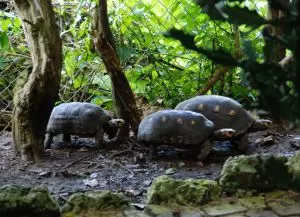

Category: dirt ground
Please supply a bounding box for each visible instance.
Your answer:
[0,124,299,205]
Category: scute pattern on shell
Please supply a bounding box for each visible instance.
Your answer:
[175,95,254,136]
[137,110,215,145]
[46,102,111,134]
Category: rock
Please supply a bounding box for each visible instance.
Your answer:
[146,175,221,206]
[286,151,300,191]
[180,207,206,217]
[61,190,129,215]
[124,209,151,217]
[286,151,300,178]
[238,196,266,209]
[203,199,247,216]
[144,204,173,217]
[245,209,279,217]
[266,191,300,216]
[254,135,275,147]
[219,154,290,191]
[0,185,59,217]
[290,137,300,149]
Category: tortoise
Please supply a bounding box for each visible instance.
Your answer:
[44,102,125,149]
[137,110,236,160]
[175,95,272,153]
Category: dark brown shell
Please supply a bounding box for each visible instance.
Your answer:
[46,102,111,134]
[137,110,215,145]
[175,95,254,136]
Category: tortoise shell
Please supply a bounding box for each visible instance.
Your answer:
[46,102,111,134]
[175,95,254,136]
[137,110,215,145]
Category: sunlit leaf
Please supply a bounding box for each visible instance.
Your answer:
[0,32,9,49]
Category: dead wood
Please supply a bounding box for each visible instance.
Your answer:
[199,66,230,95]
[63,152,97,170]
[93,0,141,137]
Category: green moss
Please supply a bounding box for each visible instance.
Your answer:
[286,151,300,191]
[287,151,300,179]
[146,175,221,206]
[0,185,59,217]
[219,154,290,191]
[61,190,129,215]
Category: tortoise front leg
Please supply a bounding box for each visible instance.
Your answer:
[63,134,71,143]
[197,140,212,161]
[149,143,158,160]
[234,133,250,154]
[95,128,104,148]
[44,133,54,149]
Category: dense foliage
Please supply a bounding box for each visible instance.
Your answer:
[1,0,269,111]
[167,0,299,122]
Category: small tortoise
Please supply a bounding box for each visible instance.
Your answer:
[44,102,125,149]
[175,95,272,153]
[137,110,235,159]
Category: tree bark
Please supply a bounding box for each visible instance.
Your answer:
[12,0,62,161]
[92,0,140,137]
[199,66,230,95]
[266,0,288,63]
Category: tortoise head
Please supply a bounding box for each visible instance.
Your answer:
[108,119,125,127]
[253,119,272,130]
[213,128,236,140]
[103,119,125,139]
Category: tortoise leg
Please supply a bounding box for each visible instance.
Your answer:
[197,140,212,161]
[95,128,104,148]
[44,133,54,149]
[234,133,250,154]
[149,144,158,160]
[63,134,71,143]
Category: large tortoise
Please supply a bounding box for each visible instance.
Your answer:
[175,95,272,153]
[44,102,125,149]
[137,110,235,159]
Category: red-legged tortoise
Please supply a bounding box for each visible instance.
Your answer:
[175,95,272,153]
[44,102,124,149]
[137,110,235,159]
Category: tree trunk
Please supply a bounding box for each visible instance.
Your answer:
[92,0,141,137]
[12,0,62,161]
[266,0,289,63]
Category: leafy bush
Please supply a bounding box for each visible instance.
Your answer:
[1,0,270,110]
[167,0,299,122]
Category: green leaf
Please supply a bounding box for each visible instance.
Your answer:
[165,28,238,66]
[242,40,257,61]
[222,6,267,26]
[164,28,199,50]
[0,32,9,49]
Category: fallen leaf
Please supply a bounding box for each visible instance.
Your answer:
[83,178,99,187]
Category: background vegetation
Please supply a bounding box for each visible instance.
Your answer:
[0,0,269,117]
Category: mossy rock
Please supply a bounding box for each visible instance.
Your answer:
[286,151,300,191]
[146,175,221,206]
[61,190,129,215]
[219,154,290,191]
[0,185,60,217]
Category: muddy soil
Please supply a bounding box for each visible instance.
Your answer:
[0,127,299,205]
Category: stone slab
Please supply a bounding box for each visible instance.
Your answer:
[124,209,151,217]
[245,209,279,217]
[144,204,173,217]
[239,197,266,209]
[266,191,300,216]
[203,201,247,216]
[180,209,203,217]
